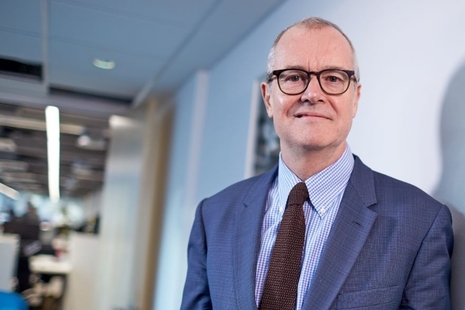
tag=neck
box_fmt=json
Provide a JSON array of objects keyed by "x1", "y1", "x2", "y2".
[{"x1": 281, "y1": 142, "x2": 347, "y2": 180}]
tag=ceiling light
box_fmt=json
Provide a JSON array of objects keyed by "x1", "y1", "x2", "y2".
[
  {"x1": 0, "y1": 138, "x2": 16, "y2": 152},
  {"x1": 0, "y1": 182, "x2": 19, "y2": 200},
  {"x1": 77, "y1": 134, "x2": 91, "y2": 146},
  {"x1": 45, "y1": 106, "x2": 60, "y2": 203},
  {"x1": 93, "y1": 58, "x2": 115, "y2": 70},
  {"x1": 77, "y1": 135, "x2": 107, "y2": 151},
  {"x1": 76, "y1": 129, "x2": 107, "y2": 151}
]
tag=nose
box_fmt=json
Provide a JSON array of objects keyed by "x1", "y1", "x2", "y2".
[{"x1": 300, "y1": 75, "x2": 324, "y2": 103}]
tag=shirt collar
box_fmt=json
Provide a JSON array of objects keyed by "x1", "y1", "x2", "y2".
[{"x1": 277, "y1": 146, "x2": 355, "y2": 216}]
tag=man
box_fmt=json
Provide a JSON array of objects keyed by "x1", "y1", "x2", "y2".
[
  {"x1": 19, "y1": 202, "x2": 40, "y2": 224},
  {"x1": 181, "y1": 17, "x2": 453, "y2": 309}
]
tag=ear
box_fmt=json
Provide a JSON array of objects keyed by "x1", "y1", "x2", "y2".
[
  {"x1": 261, "y1": 82, "x2": 273, "y2": 118},
  {"x1": 352, "y1": 82, "x2": 361, "y2": 118}
]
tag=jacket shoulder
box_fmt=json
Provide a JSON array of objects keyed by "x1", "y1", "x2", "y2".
[
  {"x1": 205, "y1": 166, "x2": 277, "y2": 204},
  {"x1": 352, "y1": 155, "x2": 447, "y2": 214}
]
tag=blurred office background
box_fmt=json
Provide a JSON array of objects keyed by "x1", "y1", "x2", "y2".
[{"x1": 0, "y1": 0, "x2": 464, "y2": 309}]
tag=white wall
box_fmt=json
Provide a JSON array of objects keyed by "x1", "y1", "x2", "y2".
[
  {"x1": 156, "y1": 0, "x2": 465, "y2": 308},
  {"x1": 153, "y1": 71, "x2": 208, "y2": 310},
  {"x1": 96, "y1": 109, "x2": 146, "y2": 310},
  {"x1": 95, "y1": 99, "x2": 169, "y2": 310}
]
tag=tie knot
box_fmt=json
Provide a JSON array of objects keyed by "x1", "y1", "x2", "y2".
[{"x1": 288, "y1": 182, "x2": 309, "y2": 206}]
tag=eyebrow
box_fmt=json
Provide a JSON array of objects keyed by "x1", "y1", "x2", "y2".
[{"x1": 281, "y1": 65, "x2": 349, "y2": 71}]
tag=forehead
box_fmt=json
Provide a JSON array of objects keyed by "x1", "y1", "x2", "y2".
[{"x1": 273, "y1": 25, "x2": 354, "y2": 70}]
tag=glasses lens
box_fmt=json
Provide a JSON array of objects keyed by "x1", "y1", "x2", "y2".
[
  {"x1": 277, "y1": 70, "x2": 309, "y2": 95},
  {"x1": 319, "y1": 70, "x2": 350, "y2": 94}
]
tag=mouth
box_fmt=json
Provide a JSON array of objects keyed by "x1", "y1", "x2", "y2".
[{"x1": 294, "y1": 112, "x2": 328, "y2": 119}]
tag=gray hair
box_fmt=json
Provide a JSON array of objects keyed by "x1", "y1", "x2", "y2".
[{"x1": 266, "y1": 17, "x2": 360, "y2": 81}]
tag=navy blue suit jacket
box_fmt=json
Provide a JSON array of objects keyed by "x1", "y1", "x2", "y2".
[{"x1": 181, "y1": 156, "x2": 453, "y2": 309}]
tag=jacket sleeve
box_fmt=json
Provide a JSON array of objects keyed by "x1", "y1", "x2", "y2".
[
  {"x1": 180, "y1": 200, "x2": 213, "y2": 310},
  {"x1": 400, "y1": 204, "x2": 454, "y2": 309}
]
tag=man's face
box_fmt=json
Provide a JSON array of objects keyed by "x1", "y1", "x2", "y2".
[{"x1": 261, "y1": 25, "x2": 361, "y2": 157}]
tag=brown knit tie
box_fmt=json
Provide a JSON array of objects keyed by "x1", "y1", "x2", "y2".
[{"x1": 260, "y1": 182, "x2": 308, "y2": 310}]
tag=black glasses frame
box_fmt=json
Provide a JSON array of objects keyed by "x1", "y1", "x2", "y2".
[{"x1": 267, "y1": 68, "x2": 357, "y2": 95}]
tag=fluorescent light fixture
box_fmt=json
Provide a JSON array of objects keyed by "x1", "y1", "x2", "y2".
[
  {"x1": 93, "y1": 58, "x2": 115, "y2": 70},
  {"x1": 45, "y1": 106, "x2": 60, "y2": 203},
  {"x1": 0, "y1": 182, "x2": 19, "y2": 200}
]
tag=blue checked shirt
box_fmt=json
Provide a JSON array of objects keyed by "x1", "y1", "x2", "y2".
[{"x1": 255, "y1": 146, "x2": 355, "y2": 309}]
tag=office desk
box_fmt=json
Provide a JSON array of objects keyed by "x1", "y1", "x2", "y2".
[{"x1": 28, "y1": 255, "x2": 72, "y2": 310}]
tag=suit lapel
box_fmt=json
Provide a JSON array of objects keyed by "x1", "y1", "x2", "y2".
[
  {"x1": 302, "y1": 157, "x2": 378, "y2": 309},
  {"x1": 234, "y1": 167, "x2": 277, "y2": 310}
]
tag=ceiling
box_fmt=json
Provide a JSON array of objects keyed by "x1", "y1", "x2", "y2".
[{"x1": 0, "y1": 0, "x2": 284, "y2": 200}]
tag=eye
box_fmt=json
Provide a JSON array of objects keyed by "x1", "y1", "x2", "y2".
[
  {"x1": 326, "y1": 75, "x2": 342, "y2": 83},
  {"x1": 320, "y1": 70, "x2": 348, "y2": 84},
  {"x1": 280, "y1": 70, "x2": 307, "y2": 83}
]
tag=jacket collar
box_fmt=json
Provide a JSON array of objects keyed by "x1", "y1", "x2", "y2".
[
  {"x1": 302, "y1": 155, "x2": 378, "y2": 309},
  {"x1": 234, "y1": 167, "x2": 277, "y2": 309}
]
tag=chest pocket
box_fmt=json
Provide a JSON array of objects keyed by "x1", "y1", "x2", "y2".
[{"x1": 336, "y1": 286, "x2": 401, "y2": 309}]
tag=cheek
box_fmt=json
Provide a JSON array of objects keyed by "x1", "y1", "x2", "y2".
[
  {"x1": 267, "y1": 95, "x2": 283, "y2": 118},
  {"x1": 272, "y1": 95, "x2": 292, "y2": 115},
  {"x1": 338, "y1": 96, "x2": 358, "y2": 121},
  {"x1": 336, "y1": 104, "x2": 356, "y2": 130}
]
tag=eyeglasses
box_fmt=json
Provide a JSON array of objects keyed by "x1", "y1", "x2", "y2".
[{"x1": 267, "y1": 68, "x2": 357, "y2": 95}]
